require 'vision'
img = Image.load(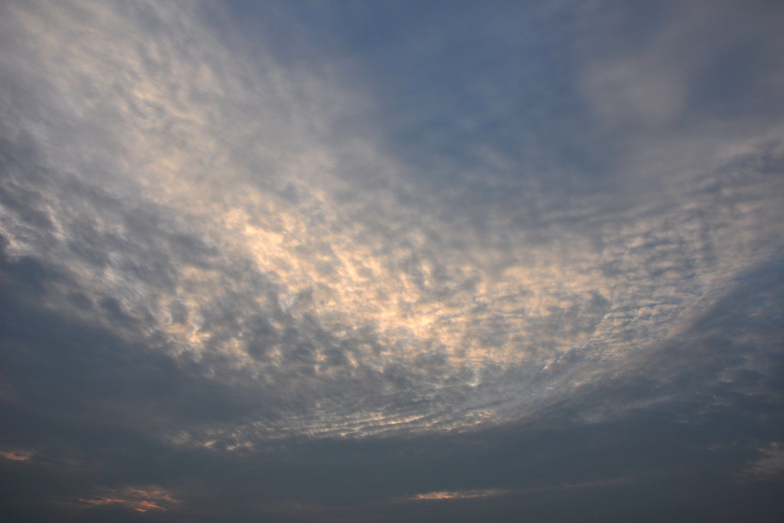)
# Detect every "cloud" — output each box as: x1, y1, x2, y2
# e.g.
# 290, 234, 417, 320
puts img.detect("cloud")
79, 486, 177, 513
745, 444, 784, 479
0, 0, 783, 452
1, 4, 784, 519
0, 449, 35, 461
0, 9, 784, 520
581, 0, 784, 128
410, 476, 633, 503
413, 488, 509, 500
